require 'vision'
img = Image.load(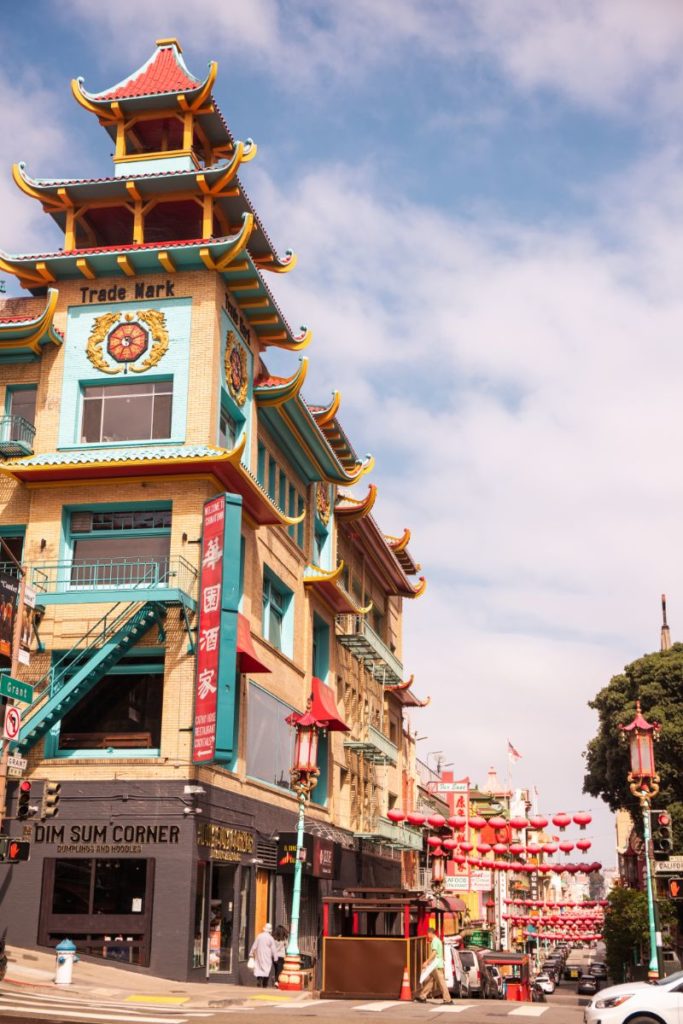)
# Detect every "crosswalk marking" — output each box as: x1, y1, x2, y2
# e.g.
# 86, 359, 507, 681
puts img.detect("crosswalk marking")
2, 989, 213, 1015
508, 1007, 549, 1017
354, 1001, 406, 1011
430, 1006, 477, 1013
0, 1002, 189, 1023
